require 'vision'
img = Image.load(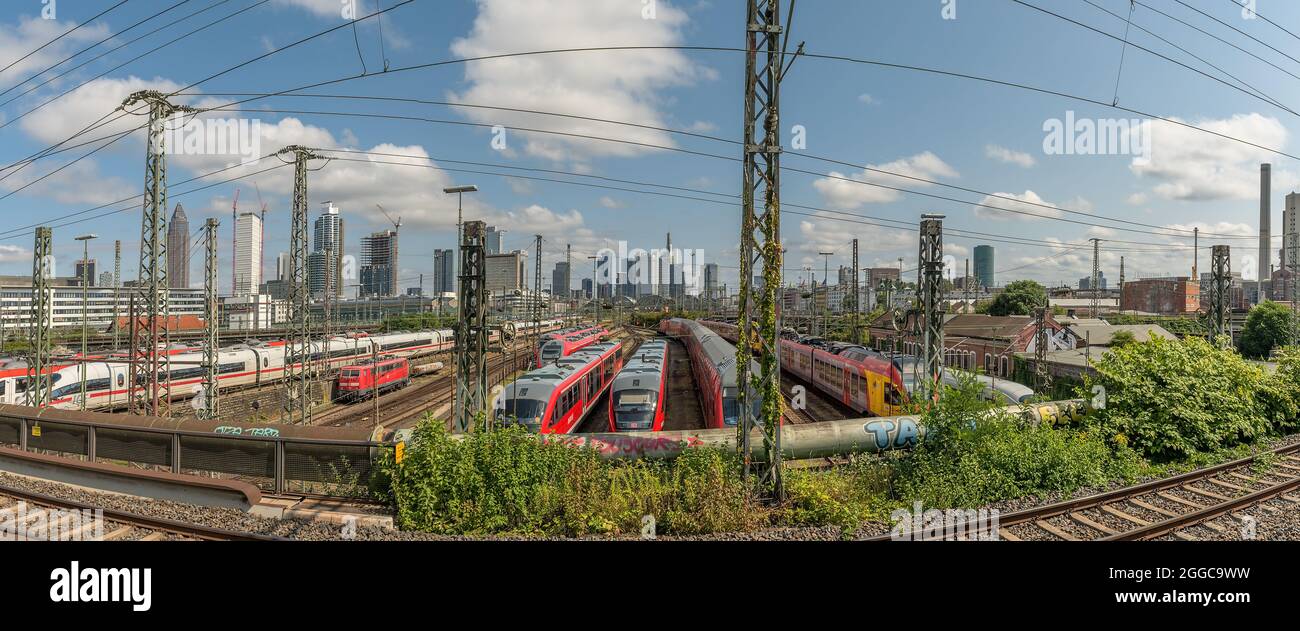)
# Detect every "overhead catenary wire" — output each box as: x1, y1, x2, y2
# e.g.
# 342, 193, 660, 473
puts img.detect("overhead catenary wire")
0, 0, 131, 77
